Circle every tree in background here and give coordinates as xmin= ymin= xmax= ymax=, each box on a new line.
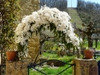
xmin=40 ymin=0 xmax=67 ymax=11
xmin=77 ymin=0 xmax=100 ymax=25
xmin=77 ymin=0 xmax=100 ymax=48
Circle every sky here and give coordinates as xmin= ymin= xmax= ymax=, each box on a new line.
xmin=67 ymin=0 xmax=100 ymax=8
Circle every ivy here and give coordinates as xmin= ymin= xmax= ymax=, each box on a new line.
xmin=1 ymin=0 xmax=21 ymax=49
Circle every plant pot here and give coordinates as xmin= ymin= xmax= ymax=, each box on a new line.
xmin=83 ymin=49 xmax=94 ymax=59
xmin=6 ymin=51 xmax=18 ymax=61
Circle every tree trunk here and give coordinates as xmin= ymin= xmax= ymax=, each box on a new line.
xmin=95 ymin=39 xmax=98 ymax=48
xmin=88 ymin=36 xmax=93 ymax=48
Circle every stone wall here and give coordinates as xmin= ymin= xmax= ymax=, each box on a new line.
xmin=19 ymin=0 xmax=40 ymax=20
xmin=28 ymin=33 xmax=40 ymax=62
xmin=6 ymin=60 xmax=30 ymax=75
xmin=6 ymin=0 xmax=40 ymax=75
xmin=73 ymin=58 xmax=98 ymax=75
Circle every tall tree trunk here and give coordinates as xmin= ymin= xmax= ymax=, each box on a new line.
xmin=95 ymin=39 xmax=98 ymax=48
xmin=88 ymin=36 xmax=93 ymax=48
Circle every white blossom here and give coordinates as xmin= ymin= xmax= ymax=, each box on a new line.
xmin=15 ymin=6 xmax=81 ymax=48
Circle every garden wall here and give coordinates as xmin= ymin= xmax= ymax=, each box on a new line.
xmin=73 ymin=58 xmax=98 ymax=75
xmin=6 ymin=0 xmax=40 ymax=75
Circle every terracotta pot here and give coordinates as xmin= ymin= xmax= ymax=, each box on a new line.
xmin=84 ymin=49 xmax=94 ymax=59
xmin=6 ymin=51 xmax=18 ymax=61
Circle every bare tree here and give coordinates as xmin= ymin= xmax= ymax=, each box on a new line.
xmin=40 ymin=0 xmax=67 ymax=11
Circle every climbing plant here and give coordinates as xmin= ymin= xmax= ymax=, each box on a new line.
xmin=15 ymin=6 xmax=81 ymax=53
xmin=0 ymin=0 xmax=20 ymax=50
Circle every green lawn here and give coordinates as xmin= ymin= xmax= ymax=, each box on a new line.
xmin=29 ymin=52 xmax=75 ymax=75
xmin=68 ymin=8 xmax=83 ymax=29
xmin=29 ymin=40 xmax=100 ymax=75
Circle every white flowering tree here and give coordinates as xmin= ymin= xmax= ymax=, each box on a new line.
xmin=15 ymin=6 xmax=81 ymax=53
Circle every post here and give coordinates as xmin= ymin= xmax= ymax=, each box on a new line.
xmin=73 ymin=58 xmax=98 ymax=75
xmin=6 ymin=60 xmax=31 ymax=75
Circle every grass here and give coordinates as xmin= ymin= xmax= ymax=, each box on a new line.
xmin=68 ymin=8 xmax=83 ymax=28
xmin=42 ymin=52 xmax=75 ymax=62
xmin=29 ymin=52 xmax=75 ymax=75
xmin=29 ymin=39 xmax=100 ymax=75
xmin=29 ymin=50 xmax=100 ymax=75
xmin=29 ymin=64 xmax=73 ymax=75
